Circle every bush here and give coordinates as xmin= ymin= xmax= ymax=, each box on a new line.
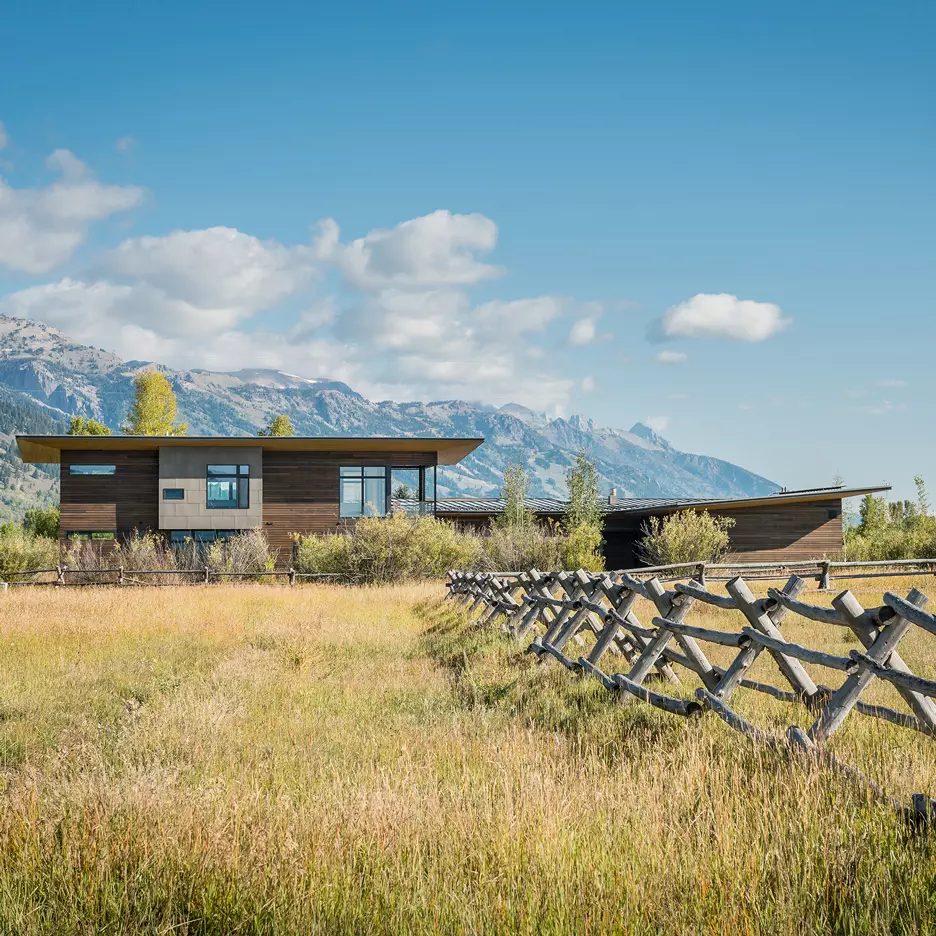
xmin=206 ymin=528 xmax=277 ymax=578
xmin=23 ymin=506 xmax=60 ymax=540
xmin=293 ymin=513 xmax=482 ymax=583
xmin=480 ymin=522 xmax=564 ymax=574
xmin=638 ymin=510 xmax=735 ymax=565
xmin=844 ymin=487 xmax=936 ymax=560
xmin=559 ymin=523 xmax=605 ymax=572
xmin=0 ymin=526 xmax=59 ymax=580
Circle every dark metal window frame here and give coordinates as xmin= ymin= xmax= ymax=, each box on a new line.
xmin=339 ymin=466 xmax=390 ymax=518
xmin=206 ymin=465 xmax=250 ymax=509
xmin=69 ymin=464 xmax=116 ymax=476
xmin=163 ymin=488 xmax=185 ymax=500
xmin=63 ymin=530 xmax=116 ymax=541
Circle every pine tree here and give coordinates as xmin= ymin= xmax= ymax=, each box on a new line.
xmin=123 ymin=371 xmax=188 ymax=436
xmin=258 ymin=414 xmax=295 ymax=437
xmin=67 ymin=415 xmax=111 ymax=436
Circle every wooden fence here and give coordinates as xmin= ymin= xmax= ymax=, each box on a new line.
xmin=0 ymin=567 xmax=357 ymax=587
xmin=447 ymin=566 xmax=936 ymax=825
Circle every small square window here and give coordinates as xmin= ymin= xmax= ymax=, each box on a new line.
xmin=163 ymin=488 xmax=185 ymax=500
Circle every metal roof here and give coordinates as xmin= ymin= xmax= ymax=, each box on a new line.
xmin=16 ymin=434 xmax=484 ymax=466
xmin=435 ymin=484 xmax=891 ymax=516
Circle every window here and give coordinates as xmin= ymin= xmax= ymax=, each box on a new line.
xmin=69 ymin=464 xmax=116 ymax=476
xmin=340 ymin=466 xmax=388 ymax=518
xmin=163 ymin=488 xmax=185 ymax=500
xmin=64 ymin=531 xmax=116 ymax=541
xmin=207 ymin=464 xmax=249 ymax=509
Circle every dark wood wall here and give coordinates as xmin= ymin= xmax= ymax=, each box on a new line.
xmin=60 ymin=450 xmax=159 ymax=542
xmin=262 ymin=451 xmax=436 ymax=560
xmin=439 ymin=498 xmax=845 ymax=570
xmin=602 ymin=498 xmax=844 ymax=568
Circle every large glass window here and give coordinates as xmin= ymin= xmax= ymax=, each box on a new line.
xmin=340 ymin=466 xmax=388 ymax=517
xmin=207 ymin=465 xmax=249 ymax=509
xmin=69 ymin=465 xmax=116 ymax=476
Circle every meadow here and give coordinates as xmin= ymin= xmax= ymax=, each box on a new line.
xmin=0 ymin=578 xmax=933 ymax=934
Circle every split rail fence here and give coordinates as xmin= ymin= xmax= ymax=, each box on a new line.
xmin=447 ymin=565 xmax=936 ymax=825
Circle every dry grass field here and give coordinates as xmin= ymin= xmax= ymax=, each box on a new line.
xmin=0 ymin=579 xmax=934 ymax=934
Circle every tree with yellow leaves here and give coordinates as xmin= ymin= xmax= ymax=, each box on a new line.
xmin=123 ymin=371 xmax=188 ymax=436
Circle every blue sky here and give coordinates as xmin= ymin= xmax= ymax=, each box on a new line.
xmin=0 ymin=0 xmax=933 ymax=497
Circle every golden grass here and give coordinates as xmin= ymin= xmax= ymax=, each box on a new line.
xmin=0 ymin=577 xmax=933 ymax=934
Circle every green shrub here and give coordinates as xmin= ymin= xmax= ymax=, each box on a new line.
xmin=479 ymin=522 xmax=564 ymax=573
xmin=638 ymin=510 xmax=735 ymax=565
xmin=0 ymin=526 xmax=59 ymax=580
xmin=843 ymin=481 xmax=936 ymax=561
xmin=293 ymin=513 xmax=482 ymax=583
xmin=23 ymin=506 xmax=60 ymax=540
xmin=559 ymin=522 xmax=605 ymax=572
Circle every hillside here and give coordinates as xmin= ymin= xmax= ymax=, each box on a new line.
xmin=0 ymin=314 xmax=778 ymax=518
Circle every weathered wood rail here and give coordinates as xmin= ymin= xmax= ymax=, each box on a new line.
xmin=446 ymin=568 xmax=936 ymax=824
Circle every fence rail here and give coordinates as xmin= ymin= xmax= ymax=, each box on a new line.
xmin=0 ymin=566 xmax=361 ymax=587
xmin=446 ymin=566 xmax=936 ymax=825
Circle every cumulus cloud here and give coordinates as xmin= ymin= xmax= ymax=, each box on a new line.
xmin=568 ymin=316 xmax=597 ymax=346
xmin=655 ymin=350 xmax=688 ymax=364
xmin=322 ymin=210 xmax=504 ymax=290
xmin=101 ymin=227 xmax=317 ymax=315
xmin=650 ymin=293 xmax=791 ymax=342
xmin=0 ymin=148 xmax=143 ymax=273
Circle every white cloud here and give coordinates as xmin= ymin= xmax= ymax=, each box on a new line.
xmin=115 ymin=136 xmax=135 ymax=155
xmin=102 ymin=227 xmax=316 ymax=314
xmin=650 ymin=293 xmax=791 ymax=342
xmin=568 ymin=317 xmax=596 ymax=346
xmin=861 ymin=400 xmax=906 ymax=417
xmin=0 ymin=149 xmax=143 ymax=273
xmin=643 ymin=415 xmax=670 ymax=433
xmin=877 ymin=378 xmax=907 ymax=389
xmin=324 ymin=210 xmax=504 ymax=290
xmin=580 ymin=376 xmax=595 ymax=392
xmin=737 ymin=402 xmax=754 ymax=411
xmin=0 ymin=122 xmax=7 ymax=152
xmin=655 ymin=350 xmax=688 ymax=364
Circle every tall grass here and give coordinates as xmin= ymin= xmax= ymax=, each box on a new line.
xmin=0 ymin=578 xmax=931 ymax=933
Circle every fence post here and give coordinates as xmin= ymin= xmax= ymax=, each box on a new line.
xmin=819 ymin=560 xmax=832 ymax=591
xmin=204 ymin=566 xmax=210 ymax=584
xmin=289 ymin=568 xmax=296 ymax=587
xmin=57 ymin=565 xmax=65 ymax=586
xmin=118 ymin=566 xmax=124 ymax=587
xmin=697 ymin=562 xmax=707 ymax=587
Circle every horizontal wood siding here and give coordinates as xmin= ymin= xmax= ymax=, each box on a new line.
xmin=602 ymin=499 xmax=844 ymax=568
xmin=716 ymin=499 xmax=843 ymax=562
xmin=60 ymin=503 xmax=118 ymax=530
xmin=60 ymin=450 xmax=159 ymax=540
xmin=262 ymin=451 xmax=437 ymax=561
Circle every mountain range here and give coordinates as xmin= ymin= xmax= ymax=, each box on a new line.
xmin=0 ymin=315 xmax=779 ymax=521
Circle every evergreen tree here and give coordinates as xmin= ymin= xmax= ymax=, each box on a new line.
xmin=258 ymin=413 xmax=295 ymax=437
xmin=123 ymin=371 xmax=188 ymax=436
xmin=67 ymin=415 xmax=111 ymax=436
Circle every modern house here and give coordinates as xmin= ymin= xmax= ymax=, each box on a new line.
xmin=15 ymin=435 xmax=483 ymax=557
xmin=15 ymin=434 xmax=888 ymax=567
xmin=435 ymin=484 xmax=891 ymax=566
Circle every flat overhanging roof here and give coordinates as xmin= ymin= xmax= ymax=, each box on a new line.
xmin=16 ymin=435 xmax=484 ymax=466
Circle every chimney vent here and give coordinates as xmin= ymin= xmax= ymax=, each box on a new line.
xmin=609 ymin=487 xmax=619 ymax=506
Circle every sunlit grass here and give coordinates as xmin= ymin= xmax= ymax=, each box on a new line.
xmin=0 ymin=578 xmax=932 ymax=934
